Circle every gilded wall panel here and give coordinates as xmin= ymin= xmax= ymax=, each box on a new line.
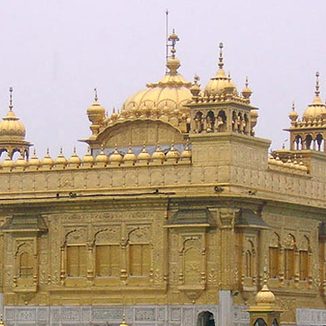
xmin=73 ymin=172 xmax=87 ymax=190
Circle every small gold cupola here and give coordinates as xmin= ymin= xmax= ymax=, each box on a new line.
xmin=204 ymin=42 xmax=237 ymax=97
xmin=302 ymin=72 xmax=326 ymax=122
xmin=0 ymin=87 xmax=31 ymax=158
xmin=87 ymin=88 xmax=106 ymax=138
xmin=285 ymin=72 xmax=326 ymax=152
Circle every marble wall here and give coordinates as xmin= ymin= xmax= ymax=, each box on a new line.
xmin=3 ymin=305 xmax=326 ymax=325
xmin=3 ymin=304 xmax=218 ymax=326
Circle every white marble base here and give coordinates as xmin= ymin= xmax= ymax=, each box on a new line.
xmin=3 ymin=304 xmax=219 ymax=326
xmin=296 ymin=308 xmax=326 ymax=326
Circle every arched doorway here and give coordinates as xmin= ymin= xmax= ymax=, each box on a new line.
xmin=197 ymin=311 xmax=215 ymax=326
xmin=254 ymin=318 xmax=267 ymax=326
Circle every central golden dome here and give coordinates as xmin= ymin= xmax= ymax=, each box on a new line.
xmin=116 ymin=32 xmax=192 ymax=130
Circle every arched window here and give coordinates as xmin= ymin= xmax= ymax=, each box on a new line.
xmin=272 ymin=319 xmax=279 ymax=326
xmin=237 ymin=112 xmax=243 ymax=132
xmin=129 ymin=243 xmax=151 ymax=276
xmin=217 ymin=110 xmax=227 ymax=132
xmin=19 ymin=252 xmax=33 ymax=277
xmin=254 ymin=318 xmax=267 ymax=326
xmin=95 ymin=244 xmax=120 ymax=277
xmin=305 ymin=134 xmax=313 ymax=149
xmin=206 ymin=111 xmax=215 ymax=132
xmin=243 ymin=113 xmax=249 ymax=134
xmin=232 ymin=111 xmax=237 ymax=131
xmin=294 ymin=135 xmax=303 ymax=150
xmin=316 ymin=134 xmax=323 ymax=151
xmin=197 ymin=311 xmax=215 ymax=326
xmin=299 ymin=236 xmax=310 ymax=281
xmin=67 ymin=245 xmax=87 ymax=277
xmin=284 ymin=234 xmax=296 ymax=280
xmin=194 ymin=111 xmax=204 ymax=133
xmin=269 ymin=233 xmax=280 ymax=279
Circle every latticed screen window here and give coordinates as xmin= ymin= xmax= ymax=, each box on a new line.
xmin=129 ymin=244 xmax=151 ymax=276
xmin=96 ymin=245 xmax=120 ymax=277
xmin=67 ymin=245 xmax=87 ymax=277
xmin=269 ymin=247 xmax=279 ymax=278
xmin=284 ymin=249 xmax=295 ymax=279
xmin=19 ymin=252 xmax=33 ymax=277
xmin=299 ymin=250 xmax=309 ymax=280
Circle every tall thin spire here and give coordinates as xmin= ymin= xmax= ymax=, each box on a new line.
xmin=165 ymin=9 xmax=169 ymax=70
xmin=218 ymin=42 xmax=224 ymax=70
xmin=315 ymin=71 xmax=320 ymax=97
xmin=9 ymin=87 xmax=13 ymax=111
xmin=94 ymin=88 xmax=98 ymax=102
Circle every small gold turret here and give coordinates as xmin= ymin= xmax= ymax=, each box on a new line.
xmin=123 ymin=145 xmax=137 ymax=166
xmin=288 ymin=102 xmax=298 ymax=124
xmin=0 ymin=87 xmax=31 ymax=159
xmin=54 ymin=148 xmax=67 ymax=169
xmin=28 ymin=148 xmax=40 ymax=170
xmin=87 ymin=88 xmax=106 ymax=137
xmin=95 ymin=147 xmax=108 ymax=167
xmin=68 ymin=147 xmax=81 ymax=168
xmin=82 ymin=147 xmax=94 ymax=167
xmin=137 ymin=144 xmax=151 ymax=164
xmin=109 ymin=146 xmax=123 ymax=165
xmin=204 ymin=42 xmax=237 ymax=97
xmin=41 ymin=148 xmax=54 ymax=170
xmin=242 ymin=76 xmax=252 ymax=100
xmin=151 ymin=144 xmax=165 ymax=164
xmin=302 ymin=72 xmax=326 ymax=122
xmin=190 ymin=75 xmax=201 ymax=98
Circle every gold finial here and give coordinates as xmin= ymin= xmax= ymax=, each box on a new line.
xmin=168 ymin=28 xmax=179 ymax=59
xmin=245 ymin=76 xmax=249 ymax=88
xmin=94 ymin=88 xmax=98 ymax=102
xmin=315 ymin=71 xmax=320 ymax=97
xmin=218 ymin=42 xmax=224 ymax=70
xmin=59 ymin=147 xmax=63 ymax=155
xmin=9 ymin=86 xmax=13 ymax=111
xmin=292 ymin=101 xmax=295 ymax=111
xmin=73 ymin=146 xmax=77 ymax=154
xmin=46 ymin=148 xmax=50 ymax=156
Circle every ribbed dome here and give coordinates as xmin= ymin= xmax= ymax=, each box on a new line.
xmin=119 ymin=32 xmax=192 ymax=123
xmin=0 ymin=110 xmax=26 ymax=140
xmin=303 ymin=96 xmax=326 ymax=121
xmin=0 ymin=88 xmax=26 ymax=141
xmin=303 ymin=72 xmax=326 ymax=121
xmin=255 ymin=284 xmax=276 ymax=305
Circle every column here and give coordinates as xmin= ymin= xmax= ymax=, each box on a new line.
xmin=218 ymin=290 xmax=232 ymax=326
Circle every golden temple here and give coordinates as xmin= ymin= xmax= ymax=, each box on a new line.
xmin=0 ymin=32 xmax=324 ymax=326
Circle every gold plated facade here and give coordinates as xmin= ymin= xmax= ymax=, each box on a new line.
xmin=0 ymin=33 xmax=325 ymax=325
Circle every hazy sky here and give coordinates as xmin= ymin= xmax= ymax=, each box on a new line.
xmin=0 ymin=0 xmax=325 ymax=157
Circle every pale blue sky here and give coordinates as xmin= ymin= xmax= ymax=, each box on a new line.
xmin=0 ymin=0 xmax=324 ymax=157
